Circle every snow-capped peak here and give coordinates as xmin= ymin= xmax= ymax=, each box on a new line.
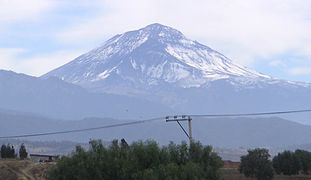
xmin=43 ymin=23 xmax=270 ymax=89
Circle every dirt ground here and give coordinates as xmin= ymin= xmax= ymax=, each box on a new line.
xmin=0 ymin=159 xmax=53 ymax=180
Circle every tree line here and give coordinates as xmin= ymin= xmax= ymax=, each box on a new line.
xmin=0 ymin=143 xmax=28 ymax=159
xmin=48 ymin=139 xmax=224 ymax=180
xmin=239 ymin=148 xmax=311 ymax=180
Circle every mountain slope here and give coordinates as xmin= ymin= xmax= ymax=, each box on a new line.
xmin=44 ymin=23 xmax=271 ymax=90
xmin=2 ymin=109 xmax=311 ymax=149
xmin=0 ymin=70 xmax=171 ymax=120
xmin=43 ymin=23 xmax=311 ymax=123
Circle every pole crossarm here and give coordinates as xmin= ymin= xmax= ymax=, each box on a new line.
xmin=165 ymin=115 xmax=193 ymax=143
xmin=166 ymin=118 xmax=189 ymax=122
xmin=165 ymin=115 xmax=190 ymax=122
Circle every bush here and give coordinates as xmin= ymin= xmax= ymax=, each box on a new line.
xmin=239 ymin=148 xmax=274 ymax=180
xmin=48 ymin=139 xmax=223 ymax=180
xmin=273 ymin=149 xmax=311 ymax=175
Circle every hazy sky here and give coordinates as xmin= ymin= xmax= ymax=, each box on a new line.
xmin=0 ymin=0 xmax=310 ymax=82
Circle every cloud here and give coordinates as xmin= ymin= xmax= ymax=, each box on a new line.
xmin=268 ymin=60 xmax=287 ymax=68
xmin=55 ymin=0 xmax=311 ymax=66
xmin=289 ymin=67 xmax=311 ymax=76
xmin=0 ymin=0 xmax=57 ymax=22
xmin=0 ymin=0 xmax=310 ymax=80
xmin=0 ymin=48 xmax=25 ymax=70
xmin=0 ymin=0 xmax=58 ymax=34
xmin=0 ymin=48 xmax=82 ymax=76
xmin=56 ymin=0 xmax=156 ymax=46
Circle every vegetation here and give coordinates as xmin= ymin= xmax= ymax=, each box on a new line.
xmin=295 ymin=149 xmax=311 ymax=175
xmin=48 ymin=139 xmax=223 ymax=180
xmin=0 ymin=144 xmax=16 ymax=158
xmin=273 ymin=149 xmax=311 ymax=175
xmin=272 ymin=150 xmax=299 ymax=175
xmin=19 ymin=143 xmax=28 ymax=160
xmin=240 ymin=148 xmax=311 ymax=179
xmin=1 ymin=140 xmax=310 ymax=180
xmin=239 ymin=148 xmax=274 ymax=180
xmin=0 ymin=144 xmax=28 ymax=159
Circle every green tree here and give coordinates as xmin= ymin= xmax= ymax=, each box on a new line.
xmin=295 ymin=149 xmax=311 ymax=175
xmin=10 ymin=145 xmax=16 ymax=158
xmin=1 ymin=144 xmax=6 ymax=158
xmin=0 ymin=144 xmax=16 ymax=158
xmin=48 ymin=139 xmax=223 ymax=180
xmin=239 ymin=148 xmax=274 ymax=180
xmin=19 ymin=143 xmax=28 ymax=159
xmin=273 ymin=151 xmax=300 ymax=175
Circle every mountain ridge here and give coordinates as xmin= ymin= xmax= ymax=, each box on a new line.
xmin=43 ymin=23 xmax=311 ymax=91
xmin=0 ymin=69 xmax=171 ymax=120
xmin=43 ymin=23 xmax=275 ymax=89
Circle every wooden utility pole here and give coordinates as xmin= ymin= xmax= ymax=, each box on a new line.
xmin=166 ymin=115 xmax=193 ymax=143
xmin=188 ymin=117 xmax=192 ymax=141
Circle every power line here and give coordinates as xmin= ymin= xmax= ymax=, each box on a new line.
xmin=189 ymin=109 xmax=311 ymax=118
xmin=0 ymin=109 xmax=311 ymax=139
xmin=0 ymin=117 xmax=164 ymax=139
xmin=166 ymin=109 xmax=311 ymax=142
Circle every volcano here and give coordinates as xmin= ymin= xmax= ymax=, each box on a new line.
xmin=44 ymin=23 xmax=311 ymax=122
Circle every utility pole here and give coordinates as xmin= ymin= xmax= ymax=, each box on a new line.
xmin=166 ymin=115 xmax=193 ymax=143
xmin=188 ymin=117 xmax=192 ymax=141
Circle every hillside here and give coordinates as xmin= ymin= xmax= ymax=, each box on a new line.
xmin=0 ymin=70 xmax=171 ymax=120
xmin=1 ymin=110 xmax=311 ymax=150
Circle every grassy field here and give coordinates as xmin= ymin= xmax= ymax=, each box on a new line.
xmin=221 ymin=168 xmax=311 ymax=180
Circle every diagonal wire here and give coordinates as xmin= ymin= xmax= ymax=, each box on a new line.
xmin=1 ymin=109 xmax=311 ymax=139
xmin=0 ymin=116 xmax=165 ymax=139
xmin=176 ymin=121 xmax=190 ymax=139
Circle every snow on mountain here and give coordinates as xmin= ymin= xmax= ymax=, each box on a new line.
xmin=44 ymin=23 xmax=273 ymax=90
xmin=43 ymin=24 xmax=311 ymax=124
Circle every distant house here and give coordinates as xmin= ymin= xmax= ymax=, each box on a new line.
xmin=29 ymin=153 xmax=59 ymax=162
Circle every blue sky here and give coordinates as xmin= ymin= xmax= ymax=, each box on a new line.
xmin=0 ymin=0 xmax=310 ymax=82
